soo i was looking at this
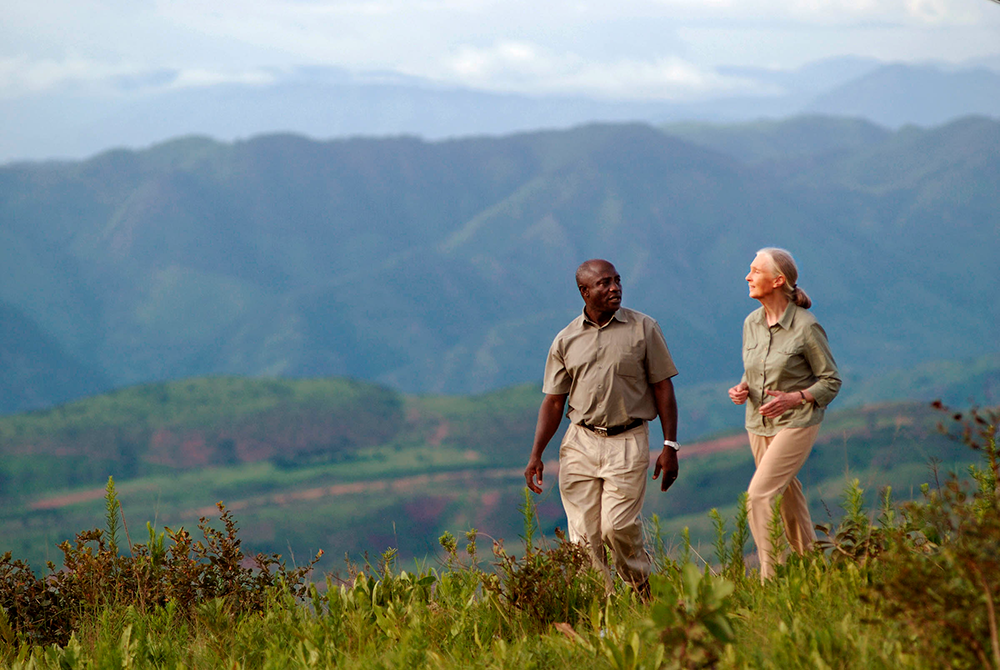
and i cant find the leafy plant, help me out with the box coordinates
[814,479,892,565]
[647,563,735,669]
[708,492,750,580]
[869,403,1000,669]
[0,478,320,646]
[485,489,606,631]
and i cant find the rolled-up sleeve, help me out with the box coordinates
[803,322,841,408]
[644,319,679,384]
[542,338,572,395]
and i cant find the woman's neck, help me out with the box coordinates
[759,293,790,326]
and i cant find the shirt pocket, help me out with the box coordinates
[776,340,808,380]
[613,341,645,379]
[776,341,806,369]
[778,341,803,356]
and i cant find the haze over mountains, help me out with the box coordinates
[1,114,997,418]
[2,57,999,164]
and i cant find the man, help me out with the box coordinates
[524,258,680,591]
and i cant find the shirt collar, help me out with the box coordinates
[751,302,796,330]
[777,302,797,330]
[582,307,628,328]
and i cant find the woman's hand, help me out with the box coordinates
[728,381,749,405]
[759,389,803,417]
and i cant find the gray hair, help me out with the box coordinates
[757,247,812,309]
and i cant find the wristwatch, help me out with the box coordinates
[663,440,680,452]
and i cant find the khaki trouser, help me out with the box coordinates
[747,424,821,581]
[558,422,652,588]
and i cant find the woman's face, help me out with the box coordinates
[746,254,782,300]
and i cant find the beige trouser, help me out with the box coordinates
[558,422,652,588]
[747,424,821,581]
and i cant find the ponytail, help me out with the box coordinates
[790,285,812,309]
[758,247,812,310]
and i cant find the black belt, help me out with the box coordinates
[579,418,644,437]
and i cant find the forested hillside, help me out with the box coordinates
[1,117,998,415]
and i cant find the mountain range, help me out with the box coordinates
[1,115,998,419]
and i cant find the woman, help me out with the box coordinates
[728,248,841,581]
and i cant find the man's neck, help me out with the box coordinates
[585,307,617,326]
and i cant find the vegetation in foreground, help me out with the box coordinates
[1,404,997,668]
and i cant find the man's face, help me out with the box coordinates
[581,262,622,315]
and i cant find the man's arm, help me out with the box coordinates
[651,378,679,492]
[524,393,567,494]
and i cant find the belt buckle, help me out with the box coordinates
[593,425,608,437]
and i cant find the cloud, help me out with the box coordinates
[636,0,982,25]
[450,42,557,80]
[551,58,763,100]
[169,69,277,89]
[0,55,279,99]
[0,56,132,98]
[1,0,997,102]
[443,42,761,100]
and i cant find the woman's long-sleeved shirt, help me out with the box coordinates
[741,303,842,436]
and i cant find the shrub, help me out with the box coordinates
[485,489,606,631]
[0,477,319,646]
[647,563,735,669]
[814,479,894,567]
[868,404,1000,669]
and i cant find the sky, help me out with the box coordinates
[3,0,1000,103]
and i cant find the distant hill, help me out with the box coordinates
[661,116,890,165]
[804,65,1000,129]
[0,376,534,505]
[1,118,997,415]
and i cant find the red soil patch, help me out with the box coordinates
[30,487,108,510]
[404,495,452,525]
[672,433,750,460]
[428,421,450,446]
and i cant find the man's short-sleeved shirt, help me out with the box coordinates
[543,307,678,427]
